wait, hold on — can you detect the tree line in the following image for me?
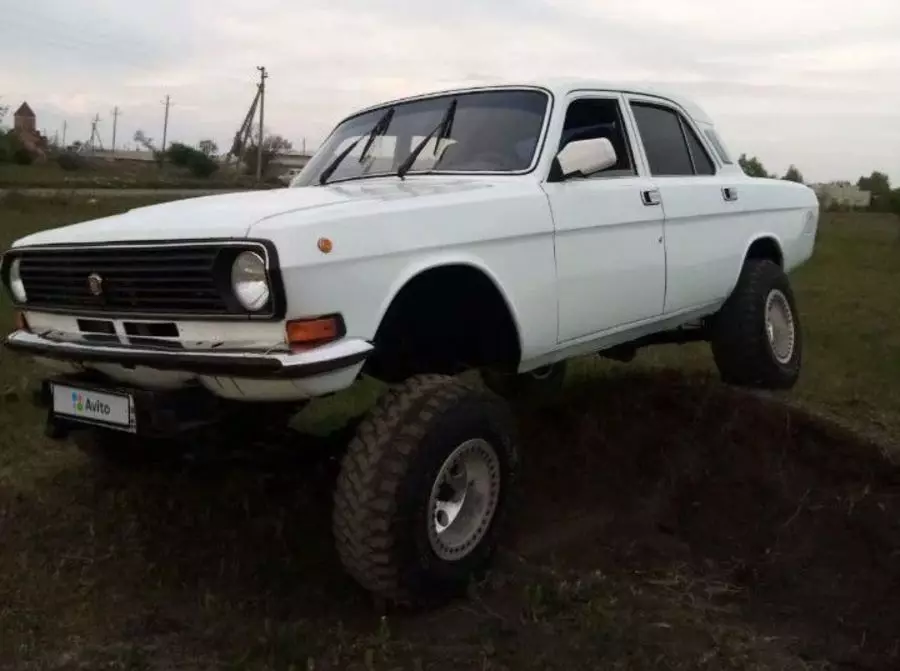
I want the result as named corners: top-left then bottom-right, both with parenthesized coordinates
top-left (738, 154), bottom-right (900, 214)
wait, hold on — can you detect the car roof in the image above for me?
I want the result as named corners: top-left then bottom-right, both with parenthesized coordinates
top-left (351, 77), bottom-right (713, 125)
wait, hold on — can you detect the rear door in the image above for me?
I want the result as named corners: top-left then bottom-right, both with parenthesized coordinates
top-left (624, 95), bottom-right (742, 314)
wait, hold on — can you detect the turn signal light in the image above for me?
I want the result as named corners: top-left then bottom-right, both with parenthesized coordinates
top-left (285, 315), bottom-right (343, 351)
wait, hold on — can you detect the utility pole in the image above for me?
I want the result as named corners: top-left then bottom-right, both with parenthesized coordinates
top-left (161, 95), bottom-right (171, 153)
top-left (256, 66), bottom-right (268, 182)
top-left (62, 120), bottom-right (67, 148)
top-left (111, 106), bottom-right (121, 153)
top-left (88, 114), bottom-right (103, 152)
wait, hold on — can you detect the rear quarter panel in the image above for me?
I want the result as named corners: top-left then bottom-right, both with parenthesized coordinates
top-left (723, 176), bottom-right (819, 296)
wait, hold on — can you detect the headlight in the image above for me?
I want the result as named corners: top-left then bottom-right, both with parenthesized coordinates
top-left (230, 251), bottom-right (270, 311)
top-left (9, 258), bottom-right (26, 303)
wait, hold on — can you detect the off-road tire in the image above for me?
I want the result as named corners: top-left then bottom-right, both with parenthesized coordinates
top-left (711, 259), bottom-right (802, 390)
top-left (481, 360), bottom-right (568, 403)
top-left (332, 374), bottom-right (519, 606)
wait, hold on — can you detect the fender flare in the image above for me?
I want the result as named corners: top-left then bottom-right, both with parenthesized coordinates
top-left (724, 233), bottom-right (785, 298)
top-left (371, 253), bottom-right (524, 356)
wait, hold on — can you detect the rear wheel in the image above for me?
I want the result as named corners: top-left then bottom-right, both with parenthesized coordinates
top-left (332, 374), bottom-right (518, 606)
top-left (711, 259), bottom-right (802, 390)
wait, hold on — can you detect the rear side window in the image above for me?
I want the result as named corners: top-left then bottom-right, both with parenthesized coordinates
top-left (704, 129), bottom-right (733, 164)
top-left (683, 123), bottom-right (716, 175)
top-left (630, 103), bottom-right (694, 176)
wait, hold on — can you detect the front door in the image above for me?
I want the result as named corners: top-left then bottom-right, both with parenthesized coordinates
top-left (542, 92), bottom-right (667, 344)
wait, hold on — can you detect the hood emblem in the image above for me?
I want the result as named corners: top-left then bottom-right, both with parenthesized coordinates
top-left (87, 273), bottom-right (104, 297)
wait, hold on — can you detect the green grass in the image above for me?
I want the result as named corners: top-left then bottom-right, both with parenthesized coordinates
top-left (0, 161), bottom-right (273, 190)
top-left (1, 197), bottom-right (899, 670)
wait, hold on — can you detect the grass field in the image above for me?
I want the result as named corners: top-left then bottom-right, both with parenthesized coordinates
top-left (0, 161), bottom-right (271, 191)
top-left (0, 196), bottom-right (898, 670)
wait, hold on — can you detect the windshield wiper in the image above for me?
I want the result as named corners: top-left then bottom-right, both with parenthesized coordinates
top-left (396, 98), bottom-right (457, 180)
top-left (318, 107), bottom-right (395, 186)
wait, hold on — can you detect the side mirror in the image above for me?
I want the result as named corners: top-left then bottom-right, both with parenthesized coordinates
top-left (556, 137), bottom-right (617, 179)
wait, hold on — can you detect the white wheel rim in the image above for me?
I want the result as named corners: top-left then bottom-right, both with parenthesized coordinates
top-left (427, 438), bottom-right (501, 562)
top-left (764, 289), bottom-right (796, 364)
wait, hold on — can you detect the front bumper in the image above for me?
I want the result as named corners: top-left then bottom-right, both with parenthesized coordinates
top-left (4, 329), bottom-right (373, 379)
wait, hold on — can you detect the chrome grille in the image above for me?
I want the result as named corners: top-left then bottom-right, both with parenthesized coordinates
top-left (13, 245), bottom-right (233, 316)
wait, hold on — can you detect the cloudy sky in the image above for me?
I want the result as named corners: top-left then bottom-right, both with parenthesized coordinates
top-left (2, 0), bottom-right (898, 182)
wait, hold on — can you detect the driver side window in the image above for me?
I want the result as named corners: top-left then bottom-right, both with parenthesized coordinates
top-left (553, 97), bottom-right (636, 179)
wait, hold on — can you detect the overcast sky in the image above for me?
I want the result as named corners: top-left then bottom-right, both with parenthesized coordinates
top-left (2, 0), bottom-right (898, 183)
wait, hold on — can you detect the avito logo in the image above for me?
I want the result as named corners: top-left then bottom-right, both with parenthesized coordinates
top-left (71, 391), bottom-right (111, 416)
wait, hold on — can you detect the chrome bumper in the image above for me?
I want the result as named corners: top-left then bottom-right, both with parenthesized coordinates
top-left (4, 329), bottom-right (373, 379)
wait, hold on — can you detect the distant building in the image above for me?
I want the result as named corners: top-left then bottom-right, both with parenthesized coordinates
top-left (810, 182), bottom-right (872, 209)
top-left (13, 102), bottom-right (36, 133)
top-left (11, 101), bottom-right (48, 160)
top-left (89, 149), bottom-right (157, 163)
top-left (270, 151), bottom-right (313, 172)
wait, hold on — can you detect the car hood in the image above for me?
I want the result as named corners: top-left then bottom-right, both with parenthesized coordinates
top-left (11, 177), bottom-right (500, 248)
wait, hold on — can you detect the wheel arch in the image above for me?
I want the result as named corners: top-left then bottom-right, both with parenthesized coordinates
top-left (723, 233), bottom-right (785, 300)
top-left (367, 256), bottom-right (524, 379)
top-left (744, 234), bottom-right (784, 267)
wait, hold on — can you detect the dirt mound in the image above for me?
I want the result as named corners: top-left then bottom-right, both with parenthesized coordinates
top-left (515, 370), bottom-right (900, 669)
top-left (1, 370), bottom-right (898, 669)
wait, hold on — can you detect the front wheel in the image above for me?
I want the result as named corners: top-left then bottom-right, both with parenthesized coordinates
top-left (711, 259), bottom-right (802, 390)
top-left (332, 374), bottom-right (518, 606)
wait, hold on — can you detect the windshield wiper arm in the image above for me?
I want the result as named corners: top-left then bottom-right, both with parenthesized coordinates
top-left (396, 98), bottom-right (457, 180)
top-left (318, 107), bottom-right (395, 186)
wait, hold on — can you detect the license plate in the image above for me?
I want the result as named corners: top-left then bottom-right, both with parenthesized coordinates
top-left (51, 383), bottom-right (136, 433)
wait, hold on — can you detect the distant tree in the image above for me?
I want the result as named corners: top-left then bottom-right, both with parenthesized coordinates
top-left (198, 139), bottom-right (218, 157)
top-left (12, 145), bottom-right (34, 165)
top-left (858, 171), bottom-right (891, 194)
top-left (0, 105), bottom-right (8, 127)
top-left (782, 165), bottom-right (804, 183)
top-left (162, 141), bottom-right (219, 178)
top-left (165, 142), bottom-right (195, 167)
top-left (890, 188), bottom-right (900, 216)
top-left (244, 133), bottom-right (293, 176)
top-left (738, 153), bottom-right (770, 178)
top-left (0, 129), bottom-right (29, 164)
top-left (858, 171), bottom-right (893, 211)
top-left (133, 130), bottom-right (157, 153)
top-left (186, 151), bottom-right (219, 178)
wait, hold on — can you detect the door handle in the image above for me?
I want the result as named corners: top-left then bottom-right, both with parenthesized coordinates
top-left (641, 189), bottom-right (661, 206)
top-left (722, 187), bottom-right (739, 202)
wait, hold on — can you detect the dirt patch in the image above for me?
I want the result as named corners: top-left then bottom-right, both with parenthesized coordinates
top-left (515, 371), bottom-right (900, 669)
top-left (1, 370), bottom-right (898, 669)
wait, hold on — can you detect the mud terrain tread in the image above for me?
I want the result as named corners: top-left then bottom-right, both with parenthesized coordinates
top-left (333, 375), bottom-right (459, 599)
top-left (332, 374), bottom-right (514, 603)
top-left (711, 259), bottom-right (801, 390)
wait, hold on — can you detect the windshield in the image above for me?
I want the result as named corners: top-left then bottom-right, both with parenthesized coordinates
top-left (292, 88), bottom-right (549, 186)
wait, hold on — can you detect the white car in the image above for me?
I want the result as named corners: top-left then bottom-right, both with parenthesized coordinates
top-left (1, 78), bottom-right (818, 606)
